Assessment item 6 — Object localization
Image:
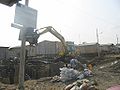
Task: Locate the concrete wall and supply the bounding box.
[8,47,21,58]
[36,40,64,56]
[100,44,119,54]
[75,45,80,54]
[79,43,98,54]
[0,47,9,60]
[8,40,65,58]
[9,45,36,58]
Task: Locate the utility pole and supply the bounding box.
[116,34,118,45]
[18,0,29,90]
[96,28,100,57]
[25,0,29,6]
[78,34,81,44]
[18,29,26,90]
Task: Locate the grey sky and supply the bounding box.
[0,0,120,47]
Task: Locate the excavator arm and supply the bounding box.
[36,26,68,55]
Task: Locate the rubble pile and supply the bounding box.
[0,82,17,90]
[109,60,120,73]
[65,79,98,90]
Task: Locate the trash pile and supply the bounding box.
[59,67,93,82]
[59,67,80,82]
[50,63,95,90]
[65,79,98,90]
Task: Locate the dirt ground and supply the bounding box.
[0,54,120,90]
[90,55,120,90]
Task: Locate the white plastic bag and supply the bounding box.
[60,67,80,82]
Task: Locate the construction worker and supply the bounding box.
[70,57,79,69]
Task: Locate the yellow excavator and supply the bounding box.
[25,26,75,56]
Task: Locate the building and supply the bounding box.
[9,45,36,58]
[0,47,9,60]
[8,46,21,58]
[36,40,64,57]
[8,40,64,58]
[8,40,76,58]
[78,43,119,56]
[79,43,98,55]
[75,45,80,55]
[100,43,119,54]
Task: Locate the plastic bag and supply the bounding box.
[60,67,80,82]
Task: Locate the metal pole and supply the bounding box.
[18,30,26,90]
[18,0,29,90]
[96,29,99,44]
[25,0,29,6]
[96,28,100,57]
[116,34,118,45]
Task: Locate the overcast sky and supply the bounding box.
[0,0,120,47]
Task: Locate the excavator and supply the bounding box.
[35,26,76,64]
[25,26,69,56]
